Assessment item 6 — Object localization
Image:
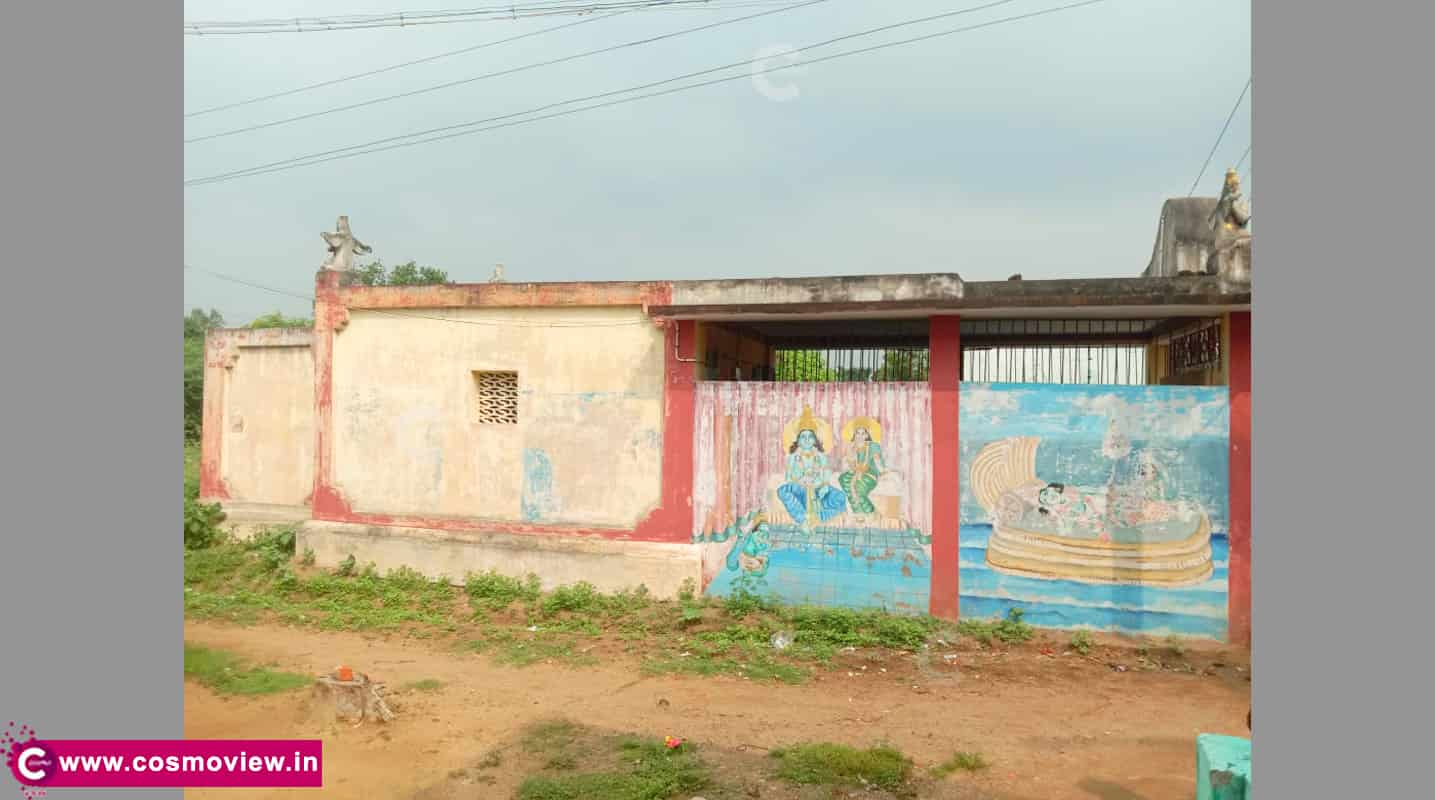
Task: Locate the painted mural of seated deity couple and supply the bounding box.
[770,406,905,530]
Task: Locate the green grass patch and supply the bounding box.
[184,537,456,632]
[522,719,583,753]
[183,643,311,696]
[186,527,973,686]
[184,442,201,501]
[542,617,603,637]
[466,570,542,613]
[516,735,709,800]
[930,751,989,778]
[495,635,598,668]
[1069,630,1094,655]
[956,608,1035,646]
[642,649,807,684]
[770,742,912,791]
[403,678,444,692]
[784,605,940,650]
[721,588,782,619]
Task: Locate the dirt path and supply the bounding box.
[184,620,1249,800]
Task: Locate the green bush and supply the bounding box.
[247,526,297,571]
[956,608,1034,645]
[538,582,609,617]
[184,496,226,550]
[466,570,542,611]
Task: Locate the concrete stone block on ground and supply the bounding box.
[1196,733,1251,799]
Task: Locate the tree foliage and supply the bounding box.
[184,308,225,339]
[877,349,929,381]
[248,311,312,329]
[183,308,225,441]
[773,351,836,382]
[771,349,929,382]
[350,260,450,287]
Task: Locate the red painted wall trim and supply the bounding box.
[197,331,235,501]
[310,272,694,544]
[311,270,345,518]
[630,318,697,542]
[1227,311,1251,646]
[928,315,961,620]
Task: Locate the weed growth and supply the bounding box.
[183,643,310,695]
[770,742,911,791]
[931,751,988,777]
[956,608,1035,645]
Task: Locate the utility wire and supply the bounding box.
[185,12,623,119]
[186,0,788,26]
[185,0,801,35]
[185,0,832,143]
[1235,143,1251,172]
[186,0,1094,187]
[1187,76,1250,197]
[183,264,649,327]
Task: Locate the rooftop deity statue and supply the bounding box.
[1208,169,1251,233]
[320,215,372,272]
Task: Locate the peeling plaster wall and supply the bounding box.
[201,328,314,510]
[225,345,315,506]
[329,306,664,527]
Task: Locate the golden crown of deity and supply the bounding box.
[795,405,819,432]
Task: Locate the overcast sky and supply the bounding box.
[183,0,1251,324]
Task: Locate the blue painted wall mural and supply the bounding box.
[959,383,1230,639]
[520,448,559,522]
[692,382,934,614]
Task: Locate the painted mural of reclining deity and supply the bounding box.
[970,433,1214,587]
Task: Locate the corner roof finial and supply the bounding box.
[319,215,371,272]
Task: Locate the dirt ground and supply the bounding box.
[183,619,1249,800]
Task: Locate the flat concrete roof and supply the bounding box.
[651,274,1249,320]
[331,269,1250,320]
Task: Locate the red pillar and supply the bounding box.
[310,269,348,518]
[929,316,961,620]
[197,330,235,501]
[631,319,698,542]
[1228,312,1251,646]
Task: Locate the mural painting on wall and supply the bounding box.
[959,384,1231,639]
[692,383,933,613]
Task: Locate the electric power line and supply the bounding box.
[186,0,1098,187]
[1235,143,1251,172]
[185,0,833,143]
[186,12,624,119]
[183,264,649,327]
[184,0,804,36]
[1187,76,1251,197]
